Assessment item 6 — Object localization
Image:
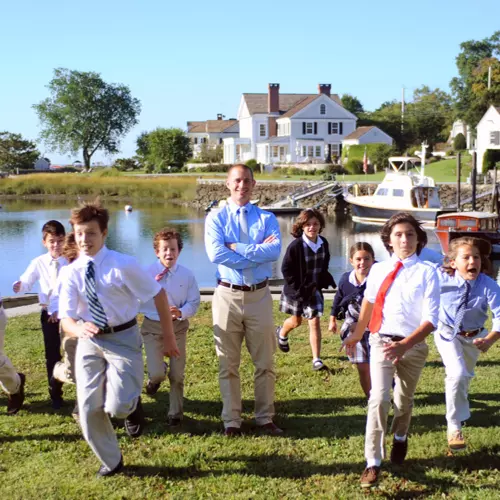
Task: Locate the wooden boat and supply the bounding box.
[434,211,500,256]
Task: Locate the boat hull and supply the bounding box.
[349,201,440,226]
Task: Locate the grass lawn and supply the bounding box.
[1,304,499,499]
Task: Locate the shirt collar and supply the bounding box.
[455,272,476,289]
[390,252,418,268]
[157,260,178,275]
[75,245,108,267]
[349,269,367,286]
[302,233,323,252]
[45,252,65,264]
[227,198,253,214]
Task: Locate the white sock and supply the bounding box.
[394,434,407,442]
[366,458,381,467]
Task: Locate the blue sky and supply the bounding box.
[1,0,499,164]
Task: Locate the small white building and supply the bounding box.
[449,119,474,149]
[187,114,239,158]
[223,83,357,165]
[34,158,50,171]
[342,126,393,146]
[476,105,500,171]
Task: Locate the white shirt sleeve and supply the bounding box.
[364,263,383,303]
[58,272,79,320]
[420,266,440,328]
[17,258,40,292]
[179,271,200,320]
[121,258,161,304]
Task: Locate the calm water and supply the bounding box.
[0,200,444,297]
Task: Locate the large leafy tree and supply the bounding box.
[146,128,192,172]
[340,94,364,115]
[450,31,500,126]
[33,68,141,169]
[0,131,40,171]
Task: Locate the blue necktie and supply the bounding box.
[85,261,108,329]
[441,281,471,342]
[239,207,253,285]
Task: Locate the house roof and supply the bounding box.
[187,120,237,134]
[343,126,377,140]
[242,93,341,115]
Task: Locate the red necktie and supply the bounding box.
[155,267,169,282]
[369,261,404,333]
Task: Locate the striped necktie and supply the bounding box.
[155,266,169,282]
[85,261,108,329]
[453,281,471,336]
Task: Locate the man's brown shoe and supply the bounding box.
[390,437,408,465]
[448,430,466,451]
[360,466,381,488]
[224,426,242,437]
[7,373,26,415]
[257,422,284,435]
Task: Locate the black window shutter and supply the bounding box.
[302,122,306,134]
[328,123,332,134]
[314,122,317,134]
[339,122,343,135]
[339,144,343,156]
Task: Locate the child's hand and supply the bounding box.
[328,316,337,334]
[473,337,493,353]
[48,311,59,323]
[13,281,21,293]
[77,321,100,339]
[383,341,408,364]
[263,235,276,244]
[164,336,180,358]
[170,306,182,320]
[340,331,362,358]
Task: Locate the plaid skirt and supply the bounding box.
[279,290,324,319]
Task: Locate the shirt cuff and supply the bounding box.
[491,320,500,332]
[234,243,248,256]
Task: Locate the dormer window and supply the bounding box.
[320,104,326,115]
[259,124,266,137]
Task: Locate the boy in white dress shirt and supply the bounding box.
[13,220,67,408]
[140,228,200,426]
[0,294,26,415]
[344,212,440,488]
[59,202,179,477]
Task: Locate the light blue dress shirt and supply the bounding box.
[205,200,281,285]
[437,270,500,332]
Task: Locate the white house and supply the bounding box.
[476,105,500,170]
[187,114,239,158]
[34,158,50,171]
[342,126,393,147]
[223,83,357,165]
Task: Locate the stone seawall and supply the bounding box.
[194,180,497,213]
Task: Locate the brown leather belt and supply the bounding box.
[379,334,405,342]
[99,318,137,335]
[217,279,268,292]
[459,329,481,338]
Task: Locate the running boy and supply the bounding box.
[59,202,179,477]
[343,212,440,488]
[140,228,200,426]
[13,220,67,408]
[434,237,500,451]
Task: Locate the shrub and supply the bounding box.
[453,133,467,151]
[113,158,138,171]
[287,167,302,175]
[447,149,455,156]
[482,149,500,173]
[345,159,363,174]
[245,159,261,172]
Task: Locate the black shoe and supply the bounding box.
[390,437,408,465]
[51,397,64,410]
[275,326,290,353]
[224,426,242,437]
[7,373,26,415]
[97,456,123,477]
[124,398,145,438]
[167,416,182,427]
[49,376,63,405]
[145,381,161,396]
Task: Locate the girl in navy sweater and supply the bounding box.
[329,242,375,396]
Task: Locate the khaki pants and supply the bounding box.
[212,285,276,429]
[53,335,78,384]
[76,324,143,470]
[365,333,428,462]
[0,307,21,395]
[141,317,189,418]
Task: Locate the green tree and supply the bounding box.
[147,128,192,172]
[450,31,500,126]
[33,68,141,169]
[113,157,139,171]
[369,144,396,170]
[453,132,467,151]
[135,131,150,168]
[0,131,40,171]
[340,94,364,115]
[198,143,223,163]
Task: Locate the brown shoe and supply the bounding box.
[224,426,242,437]
[360,466,381,488]
[448,430,466,451]
[390,437,408,465]
[257,422,284,436]
[167,416,182,427]
[145,381,161,396]
[7,373,26,415]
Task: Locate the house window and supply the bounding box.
[305,122,313,134]
[320,104,326,115]
[308,146,314,157]
[315,146,321,157]
[330,144,339,155]
[331,122,339,134]
[272,146,279,158]
[259,124,266,137]
[193,138,198,144]
[490,131,500,145]
[302,146,307,157]
[279,146,285,159]
[219,138,223,145]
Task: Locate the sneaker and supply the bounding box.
[124,398,145,438]
[97,456,123,477]
[276,326,290,353]
[390,437,408,465]
[312,359,325,371]
[448,430,466,451]
[360,466,381,488]
[7,373,26,415]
